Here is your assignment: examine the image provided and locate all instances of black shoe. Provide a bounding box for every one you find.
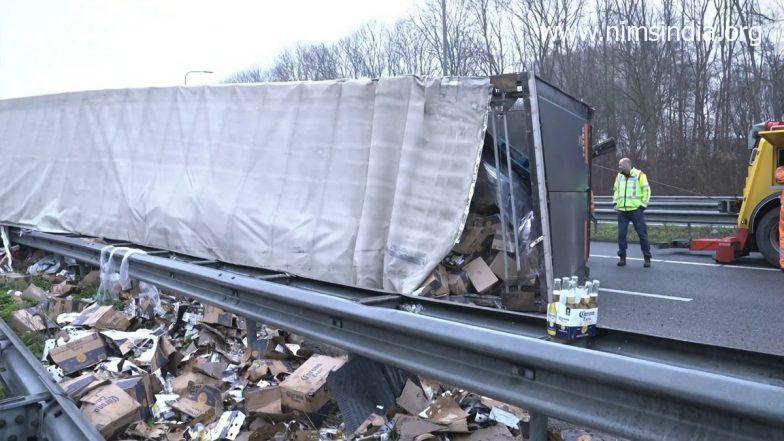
[644,258,651,268]
[617,258,626,267]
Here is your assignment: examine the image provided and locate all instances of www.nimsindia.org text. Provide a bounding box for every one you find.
[542,22,763,46]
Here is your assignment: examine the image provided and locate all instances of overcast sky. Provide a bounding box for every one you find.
[0,0,416,99]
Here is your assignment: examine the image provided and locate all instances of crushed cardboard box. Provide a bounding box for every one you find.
[22,283,48,302]
[72,304,130,331]
[419,265,450,297]
[114,374,159,419]
[244,386,283,415]
[280,354,347,412]
[397,379,430,415]
[203,305,239,328]
[80,383,141,439]
[50,332,110,375]
[9,307,55,333]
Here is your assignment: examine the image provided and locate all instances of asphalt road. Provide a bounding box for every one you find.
[588,240,784,356]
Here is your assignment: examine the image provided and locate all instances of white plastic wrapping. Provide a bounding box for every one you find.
[0,76,491,293]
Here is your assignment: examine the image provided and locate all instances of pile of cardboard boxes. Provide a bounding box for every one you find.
[0,246,592,441]
[416,212,538,310]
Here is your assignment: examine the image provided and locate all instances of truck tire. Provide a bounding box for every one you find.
[756,209,780,267]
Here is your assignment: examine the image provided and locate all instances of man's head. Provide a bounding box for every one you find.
[618,158,633,175]
[776,166,784,184]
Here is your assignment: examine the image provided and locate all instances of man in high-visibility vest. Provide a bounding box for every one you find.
[613,158,652,267]
[776,166,784,269]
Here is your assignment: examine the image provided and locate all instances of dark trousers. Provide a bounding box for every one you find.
[618,208,651,259]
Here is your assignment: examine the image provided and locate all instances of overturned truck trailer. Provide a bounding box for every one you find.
[0,72,590,303]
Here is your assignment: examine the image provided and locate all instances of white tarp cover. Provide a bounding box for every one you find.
[0,76,491,293]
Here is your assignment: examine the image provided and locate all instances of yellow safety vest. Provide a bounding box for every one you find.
[613,168,651,211]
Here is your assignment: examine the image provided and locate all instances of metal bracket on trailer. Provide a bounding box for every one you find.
[8,228,784,441]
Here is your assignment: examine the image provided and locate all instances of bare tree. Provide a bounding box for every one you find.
[224,0,784,195]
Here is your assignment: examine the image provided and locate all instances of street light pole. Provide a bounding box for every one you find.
[184,70,214,85]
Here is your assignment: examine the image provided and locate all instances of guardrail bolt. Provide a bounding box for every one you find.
[0,418,5,427]
[14,415,24,424]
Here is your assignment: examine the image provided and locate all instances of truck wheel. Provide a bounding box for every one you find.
[755,209,781,267]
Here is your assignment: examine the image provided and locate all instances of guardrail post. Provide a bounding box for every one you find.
[246,317,258,348]
[528,411,548,441]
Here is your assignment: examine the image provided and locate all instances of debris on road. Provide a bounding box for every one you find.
[0,244,604,441]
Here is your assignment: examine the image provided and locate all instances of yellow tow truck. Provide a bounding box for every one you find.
[691,121,783,266]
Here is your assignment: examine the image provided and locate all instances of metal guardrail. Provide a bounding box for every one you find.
[594,196,741,225]
[0,319,104,441]
[8,228,784,441]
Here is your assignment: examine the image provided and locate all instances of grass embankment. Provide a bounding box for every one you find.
[0,285,46,358]
[591,223,733,244]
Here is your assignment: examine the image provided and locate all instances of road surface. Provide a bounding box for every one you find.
[589,241,784,356]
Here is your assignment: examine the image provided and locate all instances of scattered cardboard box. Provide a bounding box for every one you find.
[447,271,470,295]
[172,370,220,396]
[9,307,54,333]
[100,329,157,356]
[72,304,130,331]
[80,383,141,439]
[60,373,107,400]
[419,265,449,297]
[353,413,387,438]
[49,332,110,374]
[194,359,229,379]
[78,270,100,289]
[246,359,292,382]
[46,297,84,320]
[50,281,77,297]
[453,424,516,441]
[424,395,470,427]
[172,396,214,419]
[114,375,157,419]
[392,414,446,441]
[396,379,429,415]
[491,233,516,253]
[150,335,183,374]
[488,252,519,281]
[127,421,167,440]
[453,225,493,255]
[477,213,502,233]
[186,384,223,410]
[280,354,347,412]
[22,283,47,302]
[244,386,283,415]
[463,257,498,293]
[203,305,238,328]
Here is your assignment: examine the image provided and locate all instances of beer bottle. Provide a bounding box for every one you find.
[553,278,562,303]
[547,278,562,336]
[590,280,600,308]
[580,281,592,308]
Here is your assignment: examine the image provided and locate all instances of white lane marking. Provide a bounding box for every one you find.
[589,254,779,272]
[600,288,693,302]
